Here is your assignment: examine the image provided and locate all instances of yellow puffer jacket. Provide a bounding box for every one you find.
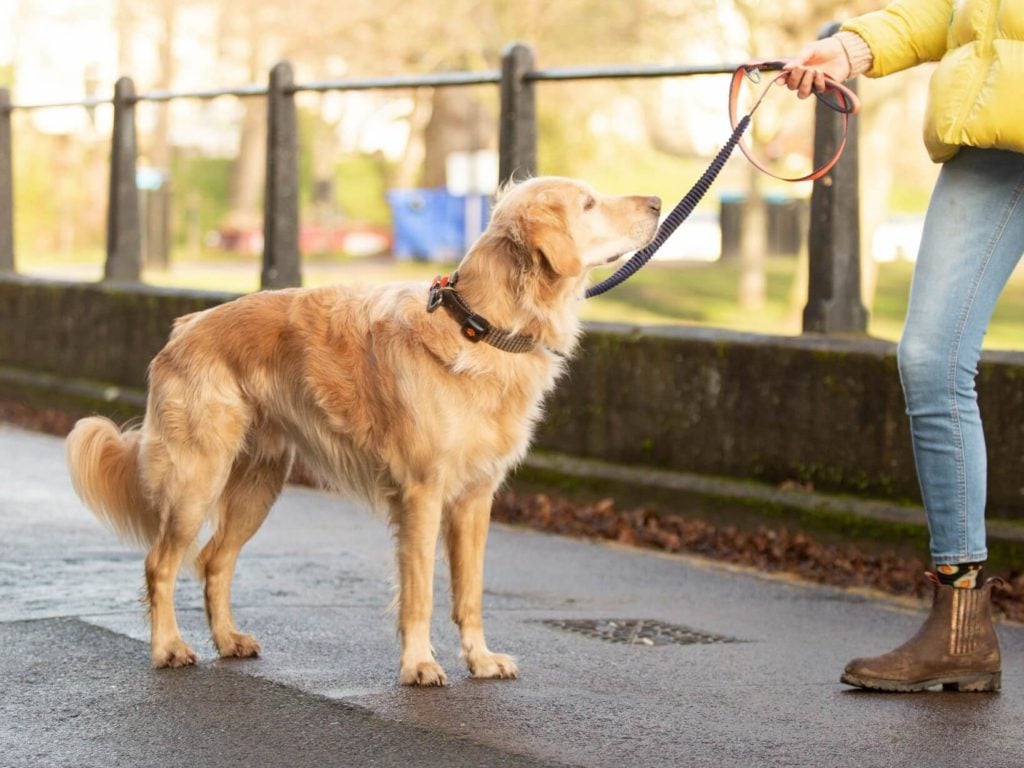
[842,0,1024,162]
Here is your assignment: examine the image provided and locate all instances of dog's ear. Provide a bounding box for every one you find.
[524,200,582,277]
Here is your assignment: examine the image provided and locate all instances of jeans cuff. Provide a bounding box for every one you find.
[932,550,988,566]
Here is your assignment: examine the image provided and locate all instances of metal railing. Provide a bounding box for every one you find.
[0,34,866,334]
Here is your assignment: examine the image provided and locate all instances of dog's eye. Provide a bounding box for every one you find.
[583,196,596,211]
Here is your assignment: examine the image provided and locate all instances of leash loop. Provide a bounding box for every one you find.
[585,61,860,300]
[729,61,860,183]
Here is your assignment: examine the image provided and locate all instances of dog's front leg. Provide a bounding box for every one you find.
[395,483,447,686]
[446,482,518,680]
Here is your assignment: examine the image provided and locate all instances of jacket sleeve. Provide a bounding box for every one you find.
[840,0,952,76]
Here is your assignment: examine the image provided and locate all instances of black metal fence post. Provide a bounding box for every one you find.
[499,43,537,185]
[262,61,301,290]
[803,24,868,334]
[105,77,141,282]
[0,88,13,273]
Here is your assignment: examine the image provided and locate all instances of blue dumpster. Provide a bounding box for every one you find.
[387,189,490,262]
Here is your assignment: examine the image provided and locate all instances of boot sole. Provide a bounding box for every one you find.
[840,670,1001,693]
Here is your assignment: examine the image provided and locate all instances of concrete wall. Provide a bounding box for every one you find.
[0,275,234,416]
[540,324,1024,516]
[4,274,1024,518]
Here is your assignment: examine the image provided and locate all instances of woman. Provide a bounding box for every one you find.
[783,0,1024,692]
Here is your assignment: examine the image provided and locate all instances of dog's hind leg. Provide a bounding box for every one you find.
[446,481,518,680]
[142,393,247,668]
[393,482,447,686]
[145,473,228,668]
[197,442,292,658]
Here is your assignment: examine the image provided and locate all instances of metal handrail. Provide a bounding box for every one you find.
[527,62,741,82]
[2,61,747,112]
[293,71,501,93]
[3,96,112,111]
[0,39,865,332]
[138,84,269,102]
[4,88,267,111]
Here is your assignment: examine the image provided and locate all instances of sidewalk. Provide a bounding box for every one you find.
[2,423,1023,768]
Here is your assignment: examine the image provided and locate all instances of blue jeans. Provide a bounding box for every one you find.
[898,147,1024,565]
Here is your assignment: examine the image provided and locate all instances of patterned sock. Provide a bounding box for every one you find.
[935,562,985,589]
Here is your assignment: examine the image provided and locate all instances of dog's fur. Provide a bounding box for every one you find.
[66,177,660,685]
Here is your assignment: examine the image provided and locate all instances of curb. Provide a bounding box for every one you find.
[4,367,1023,574]
[513,452,1024,574]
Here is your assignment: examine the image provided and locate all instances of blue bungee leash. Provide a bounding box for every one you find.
[585,61,859,300]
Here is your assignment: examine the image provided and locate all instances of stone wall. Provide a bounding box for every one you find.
[3,274,1023,517]
[539,324,1024,516]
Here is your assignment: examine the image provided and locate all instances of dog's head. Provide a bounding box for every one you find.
[453,177,660,353]
[487,176,661,281]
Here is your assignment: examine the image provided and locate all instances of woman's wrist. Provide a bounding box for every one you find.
[835,31,873,78]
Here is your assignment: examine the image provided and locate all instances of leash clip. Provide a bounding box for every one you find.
[427,275,448,313]
[742,60,786,84]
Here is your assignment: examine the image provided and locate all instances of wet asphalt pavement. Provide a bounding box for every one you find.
[3,423,1024,768]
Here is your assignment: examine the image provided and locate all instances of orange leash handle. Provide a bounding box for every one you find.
[728,61,861,183]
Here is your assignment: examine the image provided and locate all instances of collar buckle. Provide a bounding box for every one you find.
[425,272,535,354]
[427,274,449,313]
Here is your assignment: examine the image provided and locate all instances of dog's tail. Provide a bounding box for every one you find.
[66,416,160,548]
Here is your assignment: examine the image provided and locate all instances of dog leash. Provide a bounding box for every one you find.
[585,61,859,299]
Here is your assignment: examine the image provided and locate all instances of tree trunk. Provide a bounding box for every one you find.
[311,99,343,222]
[392,90,432,189]
[738,165,766,311]
[148,0,175,171]
[114,0,135,76]
[422,88,492,188]
[228,42,267,218]
[858,81,906,315]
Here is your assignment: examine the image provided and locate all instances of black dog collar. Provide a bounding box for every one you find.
[426,272,537,354]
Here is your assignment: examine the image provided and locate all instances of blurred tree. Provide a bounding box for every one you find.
[149,0,176,172]
[122,0,924,323]
[143,0,705,223]
[695,0,882,311]
[212,0,274,223]
[114,0,136,77]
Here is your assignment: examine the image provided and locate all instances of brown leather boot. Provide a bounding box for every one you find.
[841,574,1002,692]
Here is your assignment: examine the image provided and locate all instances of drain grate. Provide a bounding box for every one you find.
[537,618,740,647]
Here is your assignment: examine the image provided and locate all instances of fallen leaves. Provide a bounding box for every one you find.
[491,491,1024,622]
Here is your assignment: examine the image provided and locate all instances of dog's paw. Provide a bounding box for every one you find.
[152,639,198,669]
[215,632,262,659]
[399,660,448,687]
[467,652,519,680]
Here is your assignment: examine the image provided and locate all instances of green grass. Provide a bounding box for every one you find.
[583,258,1024,350]
[582,257,803,332]
[334,155,395,228]
[14,249,1024,350]
[870,260,1024,350]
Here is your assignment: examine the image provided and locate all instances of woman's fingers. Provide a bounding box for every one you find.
[779,66,813,98]
[813,69,827,96]
[799,68,819,98]
[779,37,849,94]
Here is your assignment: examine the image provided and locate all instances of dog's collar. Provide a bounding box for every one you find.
[426,272,537,354]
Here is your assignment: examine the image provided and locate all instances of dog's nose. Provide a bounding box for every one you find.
[647,196,662,214]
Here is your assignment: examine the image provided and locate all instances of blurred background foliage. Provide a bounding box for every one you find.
[6,0,1019,347]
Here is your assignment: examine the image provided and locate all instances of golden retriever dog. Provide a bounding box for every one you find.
[66,176,661,685]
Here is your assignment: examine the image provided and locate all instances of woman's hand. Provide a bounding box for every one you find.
[781,37,851,98]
